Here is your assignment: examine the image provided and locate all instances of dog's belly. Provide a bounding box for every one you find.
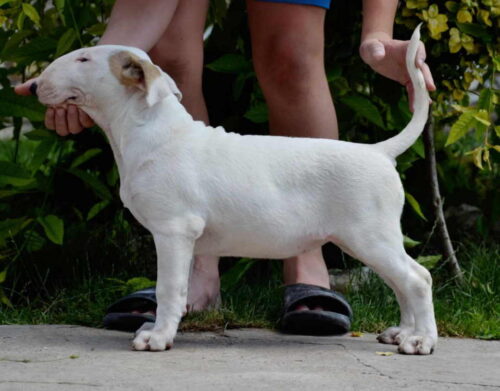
[194,227,327,259]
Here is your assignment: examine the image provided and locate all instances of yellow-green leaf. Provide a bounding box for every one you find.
[457,9,473,23]
[37,215,64,245]
[445,1,459,12]
[55,28,77,58]
[477,9,492,26]
[405,192,427,221]
[449,27,462,52]
[0,268,6,283]
[473,110,491,127]
[469,147,484,170]
[21,3,40,27]
[416,254,442,270]
[446,111,475,145]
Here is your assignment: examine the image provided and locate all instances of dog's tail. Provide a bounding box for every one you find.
[374,24,430,160]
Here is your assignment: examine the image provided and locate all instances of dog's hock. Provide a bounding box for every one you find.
[109,50,182,107]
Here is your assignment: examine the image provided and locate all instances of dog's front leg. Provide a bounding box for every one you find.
[132,232,194,351]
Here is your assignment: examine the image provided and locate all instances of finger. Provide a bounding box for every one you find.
[55,108,69,136]
[78,109,95,128]
[406,82,415,113]
[361,39,386,64]
[420,62,436,91]
[14,79,37,96]
[415,43,428,71]
[45,108,56,130]
[67,105,83,134]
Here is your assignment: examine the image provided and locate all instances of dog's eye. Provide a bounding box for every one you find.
[76,57,89,63]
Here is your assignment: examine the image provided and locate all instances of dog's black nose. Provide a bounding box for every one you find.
[29,81,38,97]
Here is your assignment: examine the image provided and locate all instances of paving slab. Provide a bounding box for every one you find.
[0,325,498,391]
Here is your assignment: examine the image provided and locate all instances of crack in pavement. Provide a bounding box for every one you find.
[343,345,499,389]
[0,380,100,387]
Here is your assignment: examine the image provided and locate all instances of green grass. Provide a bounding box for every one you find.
[1,242,498,339]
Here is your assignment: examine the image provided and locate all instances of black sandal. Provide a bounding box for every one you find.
[279,283,353,336]
[103,287,157,332]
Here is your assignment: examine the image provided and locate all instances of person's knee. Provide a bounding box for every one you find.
[149,43,203,92]
[253,35,323,97]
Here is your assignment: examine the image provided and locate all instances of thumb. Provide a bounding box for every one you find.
[361,40,386,64]
[14,78,37,96]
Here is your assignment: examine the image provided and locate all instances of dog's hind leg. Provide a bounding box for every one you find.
[132,232,195,351]
[339,227,437,355]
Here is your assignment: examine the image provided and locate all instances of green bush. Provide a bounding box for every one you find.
[0,0,498,305]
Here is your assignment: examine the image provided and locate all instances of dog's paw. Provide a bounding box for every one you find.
[397,335,436,355]
[377,326,413,345]
[132,329,173,351]
[135,321,155,336]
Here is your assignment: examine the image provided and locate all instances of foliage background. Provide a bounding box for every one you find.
[0,0,498,306]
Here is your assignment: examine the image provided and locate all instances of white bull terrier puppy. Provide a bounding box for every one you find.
[35,25,437,355]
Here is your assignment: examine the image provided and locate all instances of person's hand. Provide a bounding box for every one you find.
[14,79,95,136]
[359,33,436,111]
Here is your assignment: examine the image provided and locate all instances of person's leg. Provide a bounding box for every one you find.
[246,1,336,291]
[149,0,219,311]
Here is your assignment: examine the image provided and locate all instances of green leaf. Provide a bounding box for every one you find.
[477,89,493,110]
[16,10,25,30]
[0,268,6,283]
[416,254,442,270]
[67,168,112,200]
[0,189,22,199]
[0,161,35,187]
[456,23,491,41]
[206,54,252,74]
[21,3,41,26]
[0,88,45,122]
[0,30,32,58]
[30,138,56,171]
[86,23,106,36]
[24,129,56,141]
[2,36,57,64]
[411,138,425,158]
[403,235,421,248]
[70,148,102,169]
[0,287,13,308]
[55,28,77,58]
[24,230,46,252]
[244,102,268,124]
[54,0,65,25]
[405,192,427,221]
[446,111,475,146]
[37,215,64,245]
[340,95,385,129]
[87,200,110,221]
[220,258,256,292]
[0,217,32,247]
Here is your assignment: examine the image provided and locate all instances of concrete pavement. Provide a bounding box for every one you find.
[0,325,498,390]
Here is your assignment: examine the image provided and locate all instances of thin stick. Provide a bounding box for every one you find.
[422,117,463,282]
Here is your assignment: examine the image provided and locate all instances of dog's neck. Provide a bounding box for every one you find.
[82,94,195,174]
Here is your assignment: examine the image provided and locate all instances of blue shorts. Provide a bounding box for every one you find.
[256,0,331,9]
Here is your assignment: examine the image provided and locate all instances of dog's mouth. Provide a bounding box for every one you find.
[36,81,83,106]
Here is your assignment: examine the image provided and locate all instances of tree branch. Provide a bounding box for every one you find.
[422,117,463,282]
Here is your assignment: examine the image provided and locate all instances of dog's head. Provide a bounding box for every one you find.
[36,45,182,109]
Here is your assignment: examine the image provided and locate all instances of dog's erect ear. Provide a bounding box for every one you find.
[109,51,182,106]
